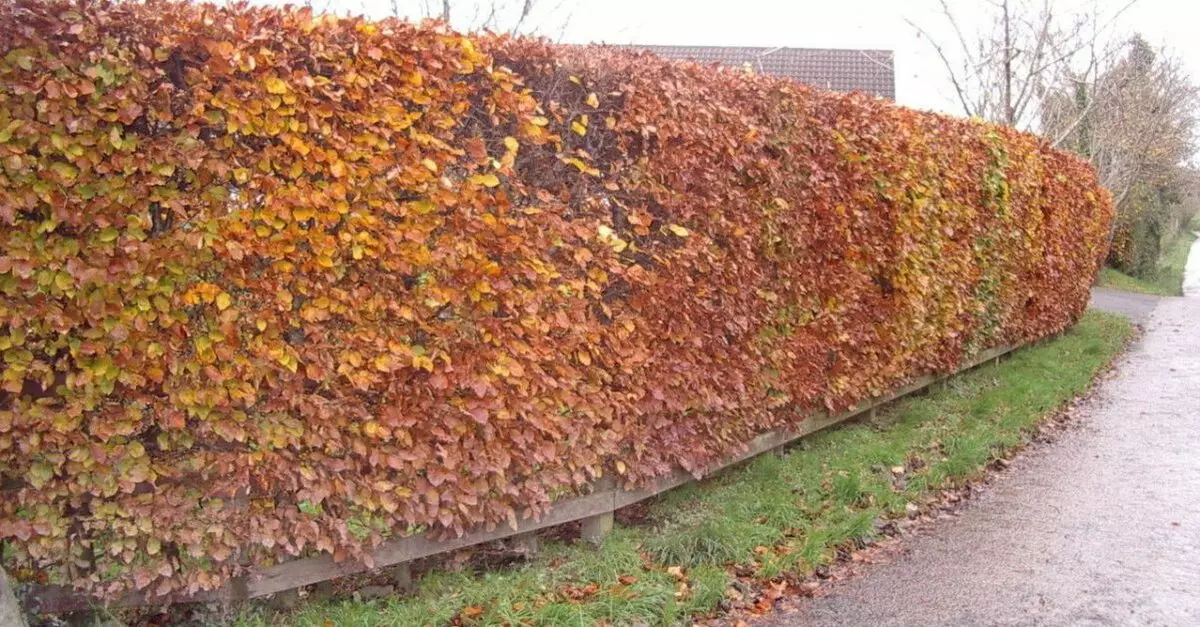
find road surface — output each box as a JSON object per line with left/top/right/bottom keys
{"left": 761, "top": 240, "right": 1200, "bottom": 626}
{"left": 1089, "top": 287, "right": 1160, "bottom": 322}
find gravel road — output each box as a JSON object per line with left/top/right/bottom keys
{"left": 758, "top": 239, "right": 1200, "bottom": 626}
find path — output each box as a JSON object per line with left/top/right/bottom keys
{"left": 1089, "top": 287, "right": 1160, "bottom": 322}
{"left": 760, "top": 239, "right": 1200, "bottom": 626}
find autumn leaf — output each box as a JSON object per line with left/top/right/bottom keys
{"left": 470, "top": 173, "right": 500, "bottom": 187}
{"left": 264, "top": 76, "right": 288, "bottom": 94}
{"left": 27, "top": 462, "right": 53, "bottom": 489}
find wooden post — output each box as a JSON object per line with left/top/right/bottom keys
{"left": 390, "top": 562, "right": 414, "bottom": 593}
{"left": 579, "top": 511, "right": 613, "bottom": 546}
{"left": 510, "top": 532, "right": 541, "bottom": 557}
{"left": 1, "top": 567, "right": 28, "bottom": 627}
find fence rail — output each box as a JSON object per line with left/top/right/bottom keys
{"left": 21, "top": 341, "right": 1027, "bottom": 614}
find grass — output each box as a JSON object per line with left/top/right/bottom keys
{"left": 237, "top": 311, "right": 1134, "bottom": 627}
{"left": 1097, "top": 231, "right": 1197, "bottom": 296}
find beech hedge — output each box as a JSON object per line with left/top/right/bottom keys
{"left": 0, "top": 0, "right": 1111, "bottom": 597}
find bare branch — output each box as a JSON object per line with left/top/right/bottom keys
{"left": 512, "top": 0, "right": 534, "bottom": 34}
{"left": 905, "top": 17, "right": 977, "bottom": 118}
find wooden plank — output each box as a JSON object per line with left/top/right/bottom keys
{"left": 23, "top": 582, "right": 227, "bottom": 615}
{"left": 24, "top": 340, "right": 1027, "bottom": 612}
{"left": 245, "top": 482, "right": 617, "bottom": 599}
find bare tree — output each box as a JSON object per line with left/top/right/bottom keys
{"left": 400, "top": 0, "right": 573, "bottom": 36}
{"left": 907, "top": 0, "right": 1136, "bottom": 131}
{"left": 1046, "top": 37, "right": 1198, "bottom": 209}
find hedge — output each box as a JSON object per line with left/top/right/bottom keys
{"left": 0, "top": 0, "right": 1111, "bottom": 598}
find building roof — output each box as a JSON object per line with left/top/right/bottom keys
{"left": 633, "top": 46, "right": 896, "bottom": 100}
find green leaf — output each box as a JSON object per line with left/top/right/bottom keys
{"left": 50, "top": 161, "right": 78, "bottom": 182}
{"left": 27, "top": 461, "right": 54, "bottom": 489}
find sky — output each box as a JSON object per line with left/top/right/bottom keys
{"left": 276, "top": 0, "right": 1199, "bottom": 117}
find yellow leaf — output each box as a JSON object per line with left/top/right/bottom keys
{"left": 668, "top": 224, "right": 690, "bottom": 237}
{"left": 531, "top": 116, "right": 549, "bottom": 127}
{"left": 276, "top": 290, "right": 294, "bottom": 310}
{"left": 264, "top": 76, "right": 288, "bottom": 94}
{"left": 215, "top": 292, "right": 232, "bottom": 311}
{"left": 504, "top": 136, "right": 519, "bottom": 152}
{"left": 586, "top": 92, "right": 599, "bottom": 108}
{"left": 329, "top": 160, "right": 346, "bottom": 178}
{"left": 256, "top": 320, "right": 267, "bottom": 332}
{"left": 421, "top": 158, "right": 438, "bottom": 172}
{"left": 562, "top": 157, "right": 600, "bottom": 176}
{"left": 577, "top": 350, "right": 592, "bottom": 366}
{"left": 615, "top": 459, "right": 626, "bottom": 474}
{"left": 317, "top": 254, "right": 335, "bottom": 268}
{"left": 471, "top": 173, "right": 500, "bottom": 187}
{"left": 50, "top": 162, "right": 78, "bottom": 182}
{"left": 571, "top": 121, "right": 587, "bottom": 136}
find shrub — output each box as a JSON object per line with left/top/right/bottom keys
{"left": 0, "top": 0, "right": 1111, "bottom": 597}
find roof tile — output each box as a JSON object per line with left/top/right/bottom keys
{"left": 632, "top": 46, "right": 895, "bottom": 100}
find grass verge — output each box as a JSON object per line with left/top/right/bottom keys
{"left": 1098, "top": 231, "right": 1197, "bottom": 296}
{"left": 237, "top": 311, "right": 1134, "bottom": 627}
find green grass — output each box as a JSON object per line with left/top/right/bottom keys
{"left": 1098, "top": 231, "right": 1197, "bottom": 296}
{"left": 237, "top": 311, "right": 1133, "bottom": 627}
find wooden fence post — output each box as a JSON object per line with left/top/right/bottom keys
{"left": 510, "top": 532, "right": 541, "bottom": 557}
{"left": 579, "top": 512, "right": 613, "bottom": 546}
{"left": 1, "top": 567, "right": 28, "bottom": 627}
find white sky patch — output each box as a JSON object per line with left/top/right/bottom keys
{"left": 253, "top": 0, "right": 1199, "bottom": 117}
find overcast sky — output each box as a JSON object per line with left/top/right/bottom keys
{"left": 276, "top": 0, "right": 1198, "bottom": 116}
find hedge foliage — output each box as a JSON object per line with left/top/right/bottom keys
{"left": 0, "top": 0, "right": 1111, "bottom": 598}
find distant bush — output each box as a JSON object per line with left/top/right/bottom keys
{"left": 0, "top": 0, "right": 1111, "bottom": 598}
